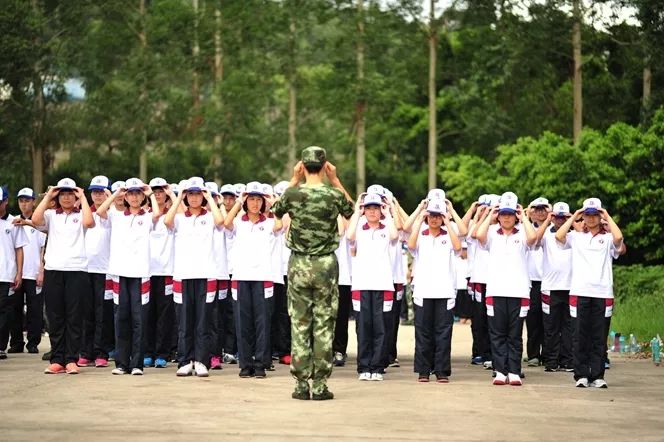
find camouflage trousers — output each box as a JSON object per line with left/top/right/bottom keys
{"left": 287, "top": 252, "right": 339, "bottom": 394}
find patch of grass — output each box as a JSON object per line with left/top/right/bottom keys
{"left": 612, "top": 295, "right": 664, "bottom": 342}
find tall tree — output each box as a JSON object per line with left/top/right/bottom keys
{"left": 572, "top": 0, "right": 583, "bottom": 145}
{"left": 355, "top": 0, "right": 366, "bottom": 197}
{"left": 428, "top": 0, "right": 438, "bottom": 188}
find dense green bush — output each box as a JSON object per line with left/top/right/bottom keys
{"left": 612, "top": 265, "right": 664, "bottom": 340}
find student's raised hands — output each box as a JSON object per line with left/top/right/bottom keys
{"left": 45, "top": 186, "right": 59, "bottom": 200}
{"left": 515, "top": 204, "right": 524, "bottom": 221}
{"left": 324, "top": 161, "right": 338, "bottom": 182}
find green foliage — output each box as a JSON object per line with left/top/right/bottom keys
{"left": 612, "top": 265, "right": 664, "bottom": 339}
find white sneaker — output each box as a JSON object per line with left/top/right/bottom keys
{"left": 111, "top": 368, "right": 126, "bottom": 375}
{"left": 493, "top": 372, "right": 507, "bottom": 385}
{"left": 508, "top": 373, "right": 522, "bottom": 386}
{"left": 176, "top": 362, "right": 194, "bottom": 377}
{"left": 483, "top": 360, "right": 493, "bottom": 370}
{"left": 576, "top": 377, "right": 589, "bottom": 388}
{"left": 131, "top": 368, "right": 143, "bottom": 376}
{"left": 194, "top": 361, "right": 209, "bottom": 377}
{"left": 371, "top": 372, "right": 384, "bottom": 381}
{"left": 358, "top": 372, "right": 371, "bottom": 381}
{"left": 590, "top": 379, "right": 608, "bottom": 389}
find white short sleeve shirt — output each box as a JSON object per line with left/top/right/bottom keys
{"left": 21, "top": 223, "right": 46, "bottom": 280}
{"left": 0, "top": 215, "right": 29, "bottom": 283}
{"left": 150, "top": 214, "right": 174, "bottom": 276}
{"left": 43, "top": 209, "right": 88, "bottom": 272}
{"left": 173, "top": 210, "right": 217, "bottom": 280}
{"left": 484, "top": 227, "right": 531, "bottom": 299}
{"left": 226, "top": 214, "right": 274, "bottom": 282}
{"left": 350, "top": 221, "right": 395, "bottom": 292}
{"left": 85, "top": 211, "right": 111, "bottom": 274}
{"left": 540, "top": 228, "right": 572, "bottom": 292}
{"left": 411, "top": 228, "right": 456, "bottom": 299}
{"left": 107, "top": 209, "right": 153, "bottom": 278}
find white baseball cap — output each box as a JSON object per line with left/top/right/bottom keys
{"left": 185, "top": 177, "right": 205, "bottom": 193}
{"left": 426, "top": 199, "right": 447, "bottom": 215}
{"left": 530, "top": 197, "right": 549, "bottom": 208}
{"left": 427, "top": 188, "right": 445, "bottom": 201}
{"left": 367, "top": 184, "right": 385, "bottom": 196}
{"left": 149, "top": 177, "right": 168, "bottom": 188}
{"left": 55, "top": 178, "right": 76, "bottom": 191}
{"left": 17, "top": 187, "right": 36, "bottom": 199}
{"left": 477, "top": 194, "right": 489, "bottom": 205}
{"left": 274, "top": 181, "right": 289, "bottom": 196}
{"left": 89, "top": 176, "right": 110, "bottom": 191}
{"left": 362, "top": 192, "right": 382, "bottom": 207}
{"left": 220, "top": 184, "right": 236, "bottom": 196}
{"left": 125, "top": 178, "right": 146, "bottom": 192}
{"left": 552, "top": 202, "right": 570, "bottom": 216}
{"left": 498, "top": 191, "right": 518, "bottom": 214}
{"left": 582, "top": 198, "right": 602, "bottom": 214}
{"left": 205, "top": 181, "right": 220, "bottom": 196}
{"left": 111, "top": 181, "right": 126, "bottom": 193}
{"left": 262, "top": 184, "right": 274, "bottom": 196}
{"left": 384, "top": 188, "right": 394, "bottom": 201}
{"left": 170, "top": 183, "right": 179, "bottom": 195}
{"left": 0, "top": 187, "right": 5, "bottom": 201}
{"left": 234, "top": 183, "right": 246, "bottom": 196}
{"left": 244, "top": 181, "right": 264, "bottom": 196}
{"left": 487, "top": 194, "right": 501, "bottom": 206}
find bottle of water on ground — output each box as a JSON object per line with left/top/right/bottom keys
{"left": 652, "top": 336, "right": 661, "bottom": 366}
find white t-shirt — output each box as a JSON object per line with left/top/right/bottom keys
{"left": 540, "top": 228, "right": 572, "bottom": 292}
{"left": 455, "top": 256, "right": 469, "bottom": 290}
{"left": 350, "top": 221, "right": 395, "bottom": 292}
{"left": 21, "top": 223, "right": 46, "bottom": 280}
{"left": 527, "top": 244, "right": 544, "bottom": 281}
{"left": 469, "top": 224, "right": 497, "bottom": 284}
{"left": 212, "top": 224, "right": 230, "bottom": 281}
{"left": 483, "top": 227, "right": 532, "bottom": 299}
{"left": 107, "top": 209, "right": 153, "bottom": 278}
{"left": 172, "top": 210, "right": 217, "bottom": 280}
{"left": 335, "top": 235, "right": 352, "bottom": 286}
{"left": 559, "top": 229, "right": 620, "bottom": 299}
{"left": 43, "top": 209, "right": 88, "bottom": 272}
{"left": 0, "top": 215, "right": 29, "bottom": 283}
{"left": 411, "top": 228, "right": 457, "bottom": 299}
{"left": 270, "top": 227, "right": 284, "bottom": 284}
{"left": 281, "top": 236, "right": 291, "bottom": 276}
{"left": 227, "top": 214, "right": 275, "bottom": 282}
{"left": 149, "top": 214, "right": 174, "bottom": 276}
{"left": 391, "top": 232, "right": 408, "bottom": 285}
{"left": 85, "top": 211, "right": 111, "bottom": 274}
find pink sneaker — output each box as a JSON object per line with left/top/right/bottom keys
{"left": 95, "top": 358, "right": 109, "bottom": 368}
{"left": 210, "top": 356, "right": 222, "bottom": 370}
{"left": 77, "top": 357, "right": 93, "bottom": 367}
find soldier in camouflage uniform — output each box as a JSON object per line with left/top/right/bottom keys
{"left": 272, "top": 146, "right": 354, "bottom": 400}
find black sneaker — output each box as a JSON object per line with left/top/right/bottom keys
{"left": 239, "top": 368, "right": 254, "bottom": 378}
{"left": 42, "top": 351, "right": 52, "bottom": 361}
{"left": 292, "top": 390, "right": 310, "bottom": 400}
{"left": 544, "top": 367, "right": 556, "bottom": 372}
{"left": 0, "top": 350, "right": 7, "bottom": 360}
{"left": 254, "top": 368, "right": 267, "bottom": 378}
{"left": 27, "top": 346, "right": 39, "bottom": 354}
{"left": 7, "top": 347, "right": 23, "bottom": 354}
{"left": 312, "top": 389, "right": 334, "bottom": 401}
{"left": 265, "top": 363, "right": 275, "bottom": 372}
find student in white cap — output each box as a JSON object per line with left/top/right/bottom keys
{"left": 205, "top": 181, "right": 230, "bottom": 371}
{"left": 6, "top": 188, "right": 46, "bottom": 355}
{"left": 224, "top": 181, "right": 283, "bottom": 378}
{"left": 32, "top": 179, "right": 95, "bottom": 374}
{"left": 408, "top": 199, "right": 462, "bottom": 382}
{"left": 143, "top": 178, "right": 176, "bottom": 368}
{"left": 467, "top": 195, "right": 495, "bottom": 367}
{"left": 218, "top": 183, "right": 238, "bottom": 364}
{"left": 347, "top": 192, "right": 398, "bottom": 381}
{"left": 95, "top": 178, "right": 159, "bottom": 375}
{"left": 535, "top": 201, "right": 573, "bottom": 372}
{"left": 270, "top": 182, "right": 292, "bottom": 366}
{"left": 165, "top": 177, "right": 224, "bottom": 378}
{"left": 555, "top": 198, "right": 623, "bottom": 388}
{"left": 78, "top": 176, "right": 114, "bottom": 368}
{"left": 476, "top": 191, "right": 537, "bottom": 386}
{"left": 0, "top": 186, "right": 28, "bottom": 360}
{"left": 111, "top": 181, "right": 126, "bottom": 212}
{"left": 525, "top": 196, "right": 550, "bottom": 367}
{"left": 454, "top": 240, "right": 473, "bottom": 324}
{"left": 333, "top": 215, "right": 353, "bottom": 367}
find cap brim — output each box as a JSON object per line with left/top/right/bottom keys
{"left": 126, "top": 187, "right": 144, "bottom": 192}
{"left": 56, "top": 187, "right": 75, "bottom": 192}
{"left": 244, "top": 191, "right": 265, "bottom": 197}
{"left": 583, "top": 208, "right": 599, "bottom": 214}
{"left": 554, "top": 213, "right": 570, "bottom": 217}
{"left": 498, "top": 208, "right": 516, "bottom": 214}
{"left": 221, "top": 192, "right": 236, "bottom": 196}
{"left": 363, "top": 203, "right": 381, "bottom": 208}
{"left": 17, "top": 195, "right": 35, "bottom": 199}
{"left": 186, "top": 188, "right": 203, "bottom": 193}
{"left": 88, "top": 185, "right": 107, "bottom": 191}
{"left": 427, "top": 211, "right": 445, "bottom": 215}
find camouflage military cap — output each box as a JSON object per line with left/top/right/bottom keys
{"left": 302, "top": 146, "right": 327, "bottom": 166}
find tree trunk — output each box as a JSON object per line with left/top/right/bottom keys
{"left": 572, "top": 0, "right": 582, "bottom": 145}
{"left": 138, "top": 0, "right": 148, "bottom": 181}
{"left": 286, "top": 15, "right": 297, "bottom": 177}
{"left": 428, "top": 0, "right": 437, "bottom": 189}
{"left": 30, "top": 0, "right": 44, "bottom": 193}
{"left": 192, "top": 0, "right": 200, "bottom": 113}
{"left": 642, "top": 62, "right": 652, "bottom": 121}
{"left": 211, "top": 1, "right": 224, "bottom": 180}
{"left": 355, "top": 0, "right": 366, "bottom": 198}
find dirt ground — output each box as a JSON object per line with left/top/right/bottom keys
{"left": 0, "top": 322, "right": 662, "bottom": 442}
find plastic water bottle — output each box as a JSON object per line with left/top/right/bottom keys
{"left": 608, "top": 331, "right": 616, "bottom": 352}
{"left": 619, "top": 335, "right": 626, "bottom": 353}
{"left": 613, "top": 333, "right": 621, "bottom": 353}
{"left": 629, "top": 334, "right": 638, "bottom": 354}
{"left": 652, "top": 337, "right": 661, "bottom": 366}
